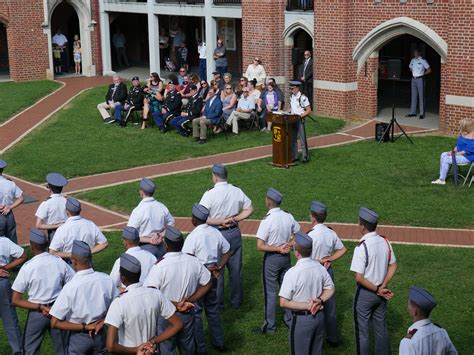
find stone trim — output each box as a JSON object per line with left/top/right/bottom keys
{"left": 314, "top": 80, "right": 358, "bottom": 92}
{"left": 445, "top": 95, "right": 474, "bottom": 108}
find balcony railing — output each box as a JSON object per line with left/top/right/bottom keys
{"left": 213, "top": 0, "right": 241, "bottom": 5}
{"left": 103, "top": 0, "right": 147, "bottom": 3}
{"left": 155, "top": 0, "right": 204, "bottom": 3}
{"left": 286, "top": 0, "right": 313, "bottom": 11}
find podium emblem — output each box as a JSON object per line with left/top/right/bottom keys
{"left": 273, "top": 127, "right": 282, "bottom": 142}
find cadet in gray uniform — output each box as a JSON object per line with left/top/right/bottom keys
{"left": 307, "top": 200, "right": 347, "bottom": 346}
{"left": 199, "top": 164, "right": 254, "bottom": 309}
{"left": 49, "top": 240, "right": 118, "bottom": 354}
{"left": 144, "top": 226, "right": 212, "bottom": 355}
{"left": 279, "top": 231, "right": 334, "bottom": 355}
{"left": 399, "top": 286, "right": 458, "bottom": 355}
{"left": 12, "top": 229, "right": 74, "bottom": 355}
{"left": 35, "top": 173, "right": 68, "bottom": 242}
{"left": 406, "top": 49, "right": 431, "bottom": 120}
{"left": 105, "top": 254, "right": 183, "bottom": 353}
{"left": 350, "top": 207, "right": 397, "bottom": 355}
{"left": 0, "top": 160, "right": 24, "bottom": 244}
{"left": 182, "top": 203, "right": 231, "bottom": 354}
{"left": 255, "top": 188, "right": 300, "bottom": 335}
{"left": 0, "top": 217, "right": 27, "bottom": 355}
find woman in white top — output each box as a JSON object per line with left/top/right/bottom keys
{"left": 244, "top": 57, "right": 267, "bottom": 89}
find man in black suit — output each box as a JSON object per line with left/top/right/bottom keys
{"left": 170, "top": 85, "right": 203, "bottom": 137}
{"left": 300, "top": 50, "right": 313, "bottom": 107}
{"left": 98, "top": 75, "right": 127, "bottom": 122}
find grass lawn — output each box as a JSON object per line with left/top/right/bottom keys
{"left": 1, "top": 235, "right": 472, "bottom": 354}
{"left": 2, "top": 86, "right": 345, "bottom": 182}
{"left": 77, "top": 136, "right": 473, "bottom": 229}
{"left": 0, "top": 80, "right": 62, "bottom": 123}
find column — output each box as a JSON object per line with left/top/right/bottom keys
{"left": 100, "top": 9, "right": 113, "bottom": 75}
{"left": 204, "top": 15, "right": 217, "bottom": 82}
{"left": 147, "top": 0, "right": 160, "bottom": 76}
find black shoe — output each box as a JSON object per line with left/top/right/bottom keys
{"left": 198, "top": 139, "right": 207, "bottom": 144}
{"left": 120, "top": 120, "right": 127, "bottom": 128}
{"left": 194, "top": 137, "right": 200, "bottom": 142}
{"left": 419, "top": 114, "right": 425, "bottom": 119}
{"left": 159, "top": 127, "right": 167, "bottom": 133}
{"left": 251, "top": 327, "right": 275, "bottom": 335}
{"left": 327, "top": 341, "right": 339, "bottom": 348}
{"left": 405, "top": 114, "right": 417, "bottom": 117}
{"left": 292, "top": 158, "right": 298, "bottom": 163}
{"left": 104, "top": 117, "right": 115, "bottom": 124}
{"left": 302, "top": 158, "right": 309, "bottom": 164}
{"left": 212, "top": 344, "right": 227, "bottom": 353}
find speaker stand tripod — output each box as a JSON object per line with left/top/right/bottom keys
{"left": 378, "top": 104, "right": 414, "bottom": 145}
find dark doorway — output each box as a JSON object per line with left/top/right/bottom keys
{"left": 0, "top": 23, "right": 9, "bottom": 77}
{"left": 51, "top": 2, "right": 79, "bottom": 74}
{"left": 378, "top": 34, "right": 441, "bottom": 124}
{"left": 292, "top": 29, "right": 312, "bottom": 80}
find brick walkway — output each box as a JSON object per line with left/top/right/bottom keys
{"left": 1, "top": 76, "right": 472, "bottom": 248}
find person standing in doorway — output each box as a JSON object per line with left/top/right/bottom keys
{"left": 52, "top": 28, "right": 68, "bottom": 74}
{"left": 73, "top": 35, "right": 81, "bottom": 75}
{"left": 112, "top": 28, "right": 129, "bottom": 68}
{"left": 300, "top": 50, "right": 313, "bottom": 107}
{"left": 406, "top": 48, "right": 431, "bottom": 120}
{"left": 198, "top": 40, "right": 207, "bottom": 81}
{"left": 213, "top": 39, "right": 228, "bottom": 78}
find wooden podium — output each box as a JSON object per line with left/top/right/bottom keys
{"left": 266, "top": 112, "right": 301, "bottom": 168}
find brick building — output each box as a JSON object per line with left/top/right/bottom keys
{"left": 0, "top": 0, "right": 472, "bottom": 133}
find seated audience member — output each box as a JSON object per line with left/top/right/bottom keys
{"left": 192, "top": 88, "right": 223, "bottom": 144}
{"left": 244, "top": 58, "right": 267, "bottom": 90}
{"left": 112, "top": 76, "right": 145, "bottom": 127}
{"left": 179, "top": 74, "right": 194, "bottom": 105}
{"left": 198, "top": 80, "right": 210, "bottom": 102}
{"left": 164, "top": 74, "right": 182, "bottom": 97}
{"left": 170, "top": 85, "right": 203, "bottom": 137}
{"left": 225, "top": 87, "right": 255, "bottom": 135}
{"left": 213, "top": 71, "right": 225, "bottom": 90}
{"left": 223, "top": 72, "right": 232, "bottom": 88}
{"left": 190, "top": 73, "right": 200, "bottom": 88}
{"left": 177, "top": 67, "right": 187, "bottom": 86}
{"left": 267, "top": 77, "right": 284, "bottom": 106}
{"left": 432, "top": 118, "right": 474, "bottom": 185}
{"left": 235, "top": 77, "right": 248, "bottom": 99}
{"left": 258, "top": 82, "right": 281, "bottom": 132}
{"left": 248, "top": 79, "right": 261, "bottom": 102}
{"left": 208, "top": 80, "right": 221, "bottom": 99}
{"left": 142, "top": 72, "right": 163, "bottom": 129}
{"left": 221, "top": 84, "right": 238, "bottom": 122}
{"left": 153, "top": 78, "right": 183, "bottom": 133}
{"left": 99, "top": 76, "right": 127, "bottom": 123}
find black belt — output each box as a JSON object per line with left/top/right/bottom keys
{"left": 218, "top": 225, "right": 238, "bottom": 231}
{"left": 413, "top": 76, "right": 424, "bottom": 79}
{"left": 292, "top": 310, "right": 312, "bottom": 316}
{"left": 265, "top": 251, "right": 289, "bottom": 256}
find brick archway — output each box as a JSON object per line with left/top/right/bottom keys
{"left": 0, "top": 12, "right": 9, "bottom": 26}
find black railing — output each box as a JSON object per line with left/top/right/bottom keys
{"left": 286, "top": 0, "right": 313, "bottom": 11}
{"left": 213, "top": 0, "right": 241, "bottom": 5}
{"left": 155, "top": 0, "right": 204, "bottom": 4}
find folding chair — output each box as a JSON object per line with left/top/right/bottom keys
{"left": 459, "top": 162, "right": 473, "bottom": 186}
{"left": 207, "top": 116, "right": 228, "bottom": 142}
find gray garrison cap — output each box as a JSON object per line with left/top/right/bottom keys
{"left": 66, "top": 197, "right": 81, "bottom": 214}
{"left": 266, "top": 188, "right": 283, "bottom": 204}
{"left": 409, "top": 286, "right": 437, "bottom": 314}
{"left": 29, "top": 229, "right": 48, "bottom": 245}
{"left": 295, "top": 231, "right": 312, "bottom": 249}
{"left": 0, "top": 160, "right": 7, "bottom": 169}
{"left": 122, "top": 226, "right": 139, "bottom": 241}
{"left": 359, "top": 207, "right": 378, "bottom": 224}
{"left": 211, "top": 164, "right": 227, "bottom": 177}
{"left": 165, "top": 225, "right": 183, "bottom": 242}
{"left": 311, "top": 201, "right": 327, "bottom": 214}
{"left": 140, "top": 178, "right": 155, "bottom": 194}
{"left": 46, "top": 173, "right": 68, "bottom": 187}
{"left": 71, "top": 240, "right": 91, "bottom": 258}
{"left": 120, "top": 253, "right": 141, "bottom": 274}
{"left": 192, "top": 203, "right": 209, "bottom": 221}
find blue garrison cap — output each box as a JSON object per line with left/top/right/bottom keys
{"left": 120, "top": 253, "right": 141, "bottom": 274}
{"left": 140, "top": 178, "right": 155, "bottom": 194}
{"left": 289, "top": 80, "right": 302, "bottom": 87}
{"left": 295, "top": 231, "right": 313, "bottom": 249}
{"left": 122, "top": 226, "right": 139, "bottom": 240}
{"left": 409, "top": 286, "right": 437, "bottom": 314}
{"left": 29, "top": 229, "right": 48, "bottom": 245}
{"left": 192, "top": 203, "right": 209, "bottom": 221}
{"left": 211, "top": 164, "right": 227, "bottom": 177}
{"left": 0, "top": 160, "right": 7, "bottom": 169}
{"left": 311, "top": 200, "right": 327, "bottom": 214}
{"left": 46, "top": 173, "right": 68, "bottom": 187}
{"left": 66, "top": 197, "right": 81, "bottom": 214}
{"left": 71, "top": 240, "right": 91, "bottom": 258}
{"left": 164, "top": 225, "right": 183, "bottom": 242}
{"left": 359, "top": 207, "right": 378, "bottom": 224}
{"left": 267, "top": 188, "right": 283, "bottom": 204}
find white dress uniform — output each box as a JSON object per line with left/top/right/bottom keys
{"left": 289, "top": 91, "right": 310, "bottom": 161}
{"left": 256, "top": 207, "right": 300, "bottom": 333}
{"left": 199, "top": 181, "right": 252, "bottom": 309}
{"left": 399, "top": 319, "right": 458, "bottom": 355}
{"left": 105, "top": 283, "right": 176, "bottom": 348}
{"left": 127, "top": 197, "right": 175, "bottom": 237}
{"left": 49, "top": 268, "right": 118, "bottom": 354}
{"left": 49, "top": 215, "right": 107, "bottom": 253}
{"left": 109, "top": 246, "right": 157, "bottom": 288}
{"left": 0, "top": 175, "right": 23, "bottom": 243}
{"left": 408, "top": 56, "right": 430, "bottom": 116}
{"left": 182, "top": 224, "right": 230, "bottom": 353}
{"left": 350, "top": 231, "right": 397, "bottom": 355}
{"left": 308, "top": 223, "right": 344, "bottom": 343}
{"left": 35, "top": 194, "right": 67, "bottom": 225}
{"left": 11, "top": 252, "right": 74, "bottom": 354}
{"left": 279, "top": 257, "right": 334, "bottom": 355}
{"left": 0, "top": 236, "right": 24, "bottom": 354}
{"left": 144, "top": 251, "right": 211, "bottom": 355}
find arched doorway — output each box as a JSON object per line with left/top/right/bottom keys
{"left": 292, "top": 29, "right": 313, "bottom": 80}
{"left": 51, "top": 2, "right": 79, "bottom": 75}
{"left": 378, "top": 34, "right": 441, "bottom": 124}
{"left": 0, "top": 21, "right": 9, "bottom": 79}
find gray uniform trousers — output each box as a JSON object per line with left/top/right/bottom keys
{"left": 292, "top": 121, "right": 308, "bottom": 161}
{"left": 4, "top": 212, "right": 18, "bottom": 244}
{"left": 194, "top": 278, "right": 224, "bottom": 353}
{"left": 216, "top": 226, "right": 243, "bottom": 309}
{"left": 289, "top": 311, "right": 325, "bottom": 355}
{"left": 324, "top": 266, "right": 338, "bottom": 343}
{"left": 0, "top": 278, "right": 22, "bottom": 354}
{"left": 68, "top": 329, "right": 107, "bottom": 355}
{"left": 159, "top": 309, "right": 195, "bottom": 355}
{"left": 23, "top": 309, "right": 69, "bottom": 355}
{"left": 353, "top": 285, "right": 390, "bottom": 355}
{"left": 409, "top": 77, "right": 425, "bottom": 115}
{"left": 261, "top": 253, "right": 291, "bottom": 333}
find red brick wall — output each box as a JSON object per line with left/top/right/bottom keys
{"left": 91, "top": 0, "right": 102, "bottom": 75}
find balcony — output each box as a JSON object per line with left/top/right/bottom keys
{"left": 155, "top": 0, "right": 204, "bottom": 3}
{"left": 213, "top": 0, "right": 241, "bottom": 5}
{"left": 286, "top": 0, "right": 313, "bottom": 11}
